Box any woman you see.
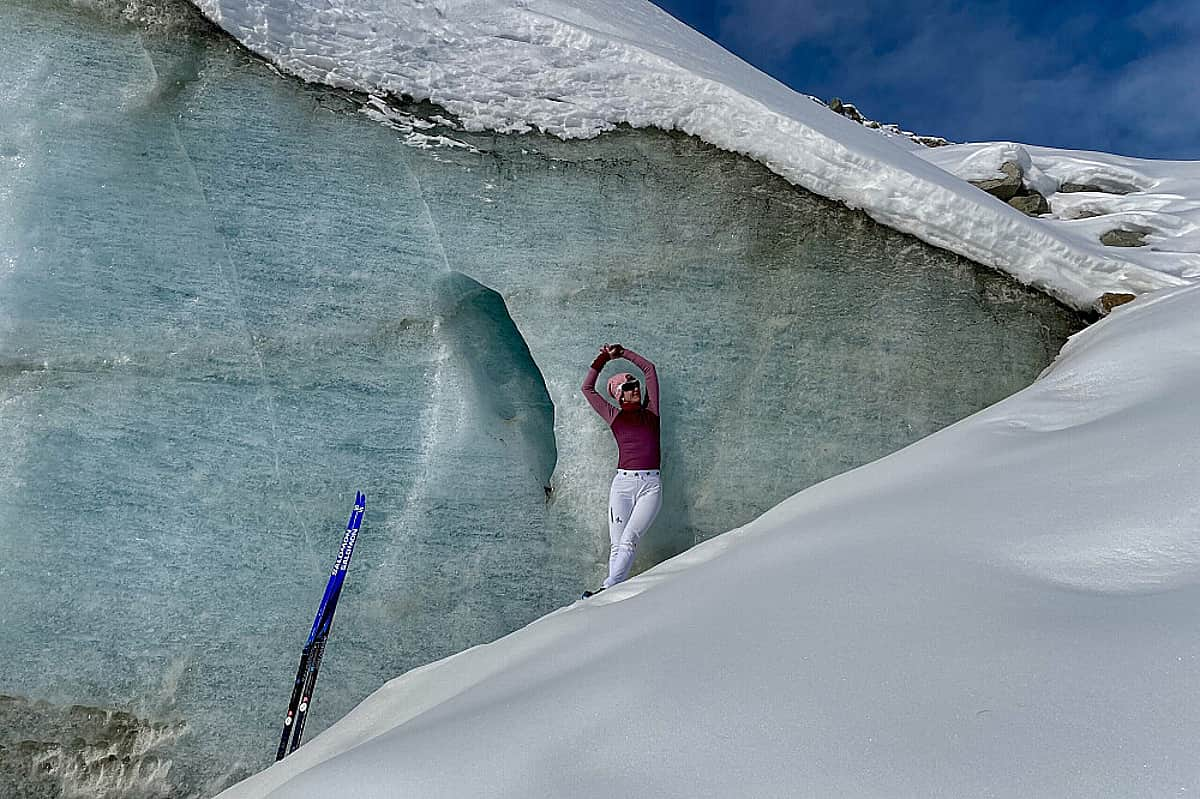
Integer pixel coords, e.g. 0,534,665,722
580,343,662,596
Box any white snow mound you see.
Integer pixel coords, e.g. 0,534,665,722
920,142,1200,283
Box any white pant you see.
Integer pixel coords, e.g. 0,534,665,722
604,470,662,588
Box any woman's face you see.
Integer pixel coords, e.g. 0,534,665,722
620,385,641,406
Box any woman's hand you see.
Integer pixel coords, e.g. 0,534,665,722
605,343,624,358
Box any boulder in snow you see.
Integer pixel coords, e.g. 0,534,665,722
1100,229,1148,247
1061,181,1133,195
1009,190,1051,216
970,160,1024,201
1095,292,1137,314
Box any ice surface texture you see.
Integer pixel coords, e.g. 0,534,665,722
0,3,1080,795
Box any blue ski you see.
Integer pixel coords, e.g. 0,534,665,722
276,491,365,760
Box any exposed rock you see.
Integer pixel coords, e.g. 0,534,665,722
911,135,952,148
1096,292,1137,314
970,161,1023,202
1061,181,1134,195
823,97,952,148
1008,191,1050,216
827,97,864,123
1100,229,1148,247
1062,207,1105,220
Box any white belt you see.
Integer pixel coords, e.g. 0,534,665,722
617,469,660,477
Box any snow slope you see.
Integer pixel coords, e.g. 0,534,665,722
193,0,1200,795
220,282,1200,797
190,0,1196,310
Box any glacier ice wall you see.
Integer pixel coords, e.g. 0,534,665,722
0,2,1082,796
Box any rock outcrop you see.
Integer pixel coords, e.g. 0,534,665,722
965,159,1051,217
824,97,952,148
1100,229,1149,247
1008,191,1051,216
971,161,1023,202
1096,292,1137,314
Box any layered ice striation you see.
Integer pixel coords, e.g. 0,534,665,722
0,2,1082,796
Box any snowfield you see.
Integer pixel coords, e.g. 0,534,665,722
192,0,1200,795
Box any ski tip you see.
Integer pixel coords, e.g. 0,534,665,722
347,492,365,530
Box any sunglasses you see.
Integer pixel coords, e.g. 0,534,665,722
620,381,640,393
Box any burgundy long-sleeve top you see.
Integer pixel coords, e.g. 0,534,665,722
581,348,661,470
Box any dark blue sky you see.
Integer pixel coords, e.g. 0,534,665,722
648,0,1199,160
